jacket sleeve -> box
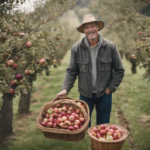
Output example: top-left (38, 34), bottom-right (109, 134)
top-left (62, 44), bottom-right (79, 93)
top-left (107, 45), bottom-right (125, 93)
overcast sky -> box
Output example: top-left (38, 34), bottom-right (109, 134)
top-left (13, 0), bottom-right (37, 13)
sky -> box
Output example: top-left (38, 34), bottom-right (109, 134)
top-left (13, 0), bottom-right (37, 13)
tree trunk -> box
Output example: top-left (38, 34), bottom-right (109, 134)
top-left (18, 78), bottom-right (33, 114)
top-left (125, 53), bottom-right (137, 74)
top-left (45, 65), bottom-right (50, 76)
top-left (0, 93), bottom-right (13, 141)
top-left (129, 58), bottom-right (137, 74)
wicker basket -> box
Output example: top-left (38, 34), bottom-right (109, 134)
top-left (87, 124), bottom-right (129, 150)
top-left (36, 97), bottom-right (90, 142)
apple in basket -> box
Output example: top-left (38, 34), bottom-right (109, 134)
top-left (46, 122), bottom-right (53, 128)
top-left (41, 122), bottom-right (46, 126)
top-left (99, 137), bottom-right (106, 141)
top-left (74, 124), bottom-right (79, 130)
top-left (41, 104), bottom-right (86, 130)
top-left (69, 115), bottom-right (75, 122)
top-left (67, 125), bottom-right (74, 131)
top-left (106, 135), bottom-right (113, 141)
top-left (90, 125), bottom-right (123, 140)
top-left (47, 108), bottom-right (53, 114)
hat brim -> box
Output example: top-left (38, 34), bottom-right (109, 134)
top-left (77, 21), bottom-right (104, 33)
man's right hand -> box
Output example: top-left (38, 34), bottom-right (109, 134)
top-left (56, 89), bottom-right (67, 99)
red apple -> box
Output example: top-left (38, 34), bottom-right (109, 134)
top-left (7, 60), bottom-right (14, 66)
top-left (91, 131), bottom-right (96, 137)
top-left (48, 117), bottom-right (53, 122)
top-left (100, 129), bottom-right (106, 135)
top-left (19, 32), bottom-right (25, 36)
top-left (110, 125), bottom-right (117, 130)
top-left (115, 130), bottom-right (122, 136)
top-left (67, 125), bottom-right (74, 131)
top-left (58, 108), bottom-right (62, 113)
top-left (74, 114), bottom-right (79, 119)
top-left (96, 132), bottom-right (101, 139)
top-left (53, 122), bottom-right (58, 128)
top-left (15, 74), bottom-right (22, 81)
top-left (41, 122), bottom-right (46, 126)
top-left (67, 110), bottom-right (72, 115)
top-left (69, 115), bottom-right (75, 122)
top-left (74, 124), bottom-right (79, 130)
top-left (62, 116), bottom-right (67, 122)
top-left (46, 122), bottom-right (53, 128)
top-left (53, 107), bottom-right (59, 113)
top-left (57, 114), bottom-right (62, 118)
top-left (100, 124), bottom-right (106, 130)
top-left (25, 69), bottom-right (29, 75)
top-left (9, 89), bottom-right (14, 94)
top-left (10, 80), bottom-right (16, 86)
top-left (108, 129), bottom-right (115, 134)
top-left (74, 119), bottom-right (80, 125)
top-left (39, 58), bottom-right (45, 65)
top-left (12, 63), bottom-right (17, 69)
top-left (57, 117), bottom-right (62, 124)
top-left (71, 110), bottom-right (76, 113)
top-left (92, 127), bottom-right (98, 132)
top-left (5, 62), bottom-right (8, 67)
top-left (25, 41), bottom-right (32, 48)
top-left (76, 108), bottom-right (80, 114)
top-left (113, 133), bottom-right (118, 140)
top-left (61, 111), bottom-right (67, 116)
top-left (64, 120), bottom-right (71, 126)
top-left (105, 127), bottom-right (110, 132)
top-left (139, 31), bottom-right (142, 35)
top-left (62, 106), bottom-right (67, 111)
top-left (45, 114), bottom-right (50, 118)
top-left (79, 117), bottom-right (85, 123)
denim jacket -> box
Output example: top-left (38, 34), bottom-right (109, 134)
top-left (62, 35), bottom-right (125, 98)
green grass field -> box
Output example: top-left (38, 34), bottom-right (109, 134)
top-left (1, 49), bottom-right (150, 150)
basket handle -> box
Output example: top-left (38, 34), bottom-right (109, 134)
top-left (52, 96), bottom-right (74, 102)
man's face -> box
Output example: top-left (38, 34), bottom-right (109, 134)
top-left (83, 22), bottom-right (98, 40)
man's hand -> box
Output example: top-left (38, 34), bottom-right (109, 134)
top-left (56, 89), bottom-right (67, 99)
top-left (105, 88), bottom-right (111, 95)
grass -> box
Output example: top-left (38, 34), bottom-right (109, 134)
top-left (1, 50), bottom-right (150, 150)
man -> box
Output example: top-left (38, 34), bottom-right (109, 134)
top-left (56, 14), bottom-right (125, 127)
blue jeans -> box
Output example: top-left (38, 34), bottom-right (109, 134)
top-left (79, 93), bottom-right (112, 127)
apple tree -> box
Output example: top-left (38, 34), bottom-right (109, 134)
top-left (130, 16), bottom-right (150, 80)
top-left (88, 0), bottom-right (148, 74)
top-left (0, 0), bottom-right (77, 140)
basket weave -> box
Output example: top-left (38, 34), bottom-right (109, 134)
top-left (36, 97), bottom-right (90, 142)
top-left (87, 124), bottom-right (129, 150)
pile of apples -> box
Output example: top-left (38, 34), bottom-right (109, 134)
top-left (41, 102), bottom-right (86, 131)
top-left (90, 124), bottom-right (122, 141)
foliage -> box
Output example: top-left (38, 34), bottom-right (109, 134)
top-left (130, 17), bottom-right (150, 80)
top-left (88, 0), bottom-right (148, 53)
top-left (0, 0), bottom-right (77, 101)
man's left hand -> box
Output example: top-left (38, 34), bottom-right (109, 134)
top-left (105, 88), bottom-right (111, 95)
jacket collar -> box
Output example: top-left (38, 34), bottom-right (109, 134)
top-left (80, 34), bottom-right (106, 48)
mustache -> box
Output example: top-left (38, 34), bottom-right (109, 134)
top-left (88, 31), bottom-right (94, 35)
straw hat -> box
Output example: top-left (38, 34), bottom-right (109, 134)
top-left (77, 14), bottom-right (104, 33)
